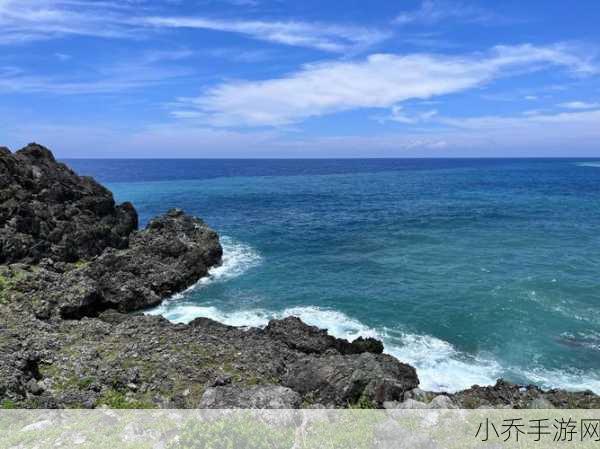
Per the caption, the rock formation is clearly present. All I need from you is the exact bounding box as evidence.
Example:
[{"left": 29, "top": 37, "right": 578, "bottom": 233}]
[{"left": 0, "top": 144, "right": 137, "bottom": 264}]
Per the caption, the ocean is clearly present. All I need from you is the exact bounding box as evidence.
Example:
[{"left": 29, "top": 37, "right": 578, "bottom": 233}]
[{"left": 66, "top": 158, "right": 600, "bottom": 394}]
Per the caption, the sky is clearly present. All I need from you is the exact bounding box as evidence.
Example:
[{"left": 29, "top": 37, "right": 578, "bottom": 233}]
[{"left": 1, "top": 0, "right": 600, "bottom": 158}]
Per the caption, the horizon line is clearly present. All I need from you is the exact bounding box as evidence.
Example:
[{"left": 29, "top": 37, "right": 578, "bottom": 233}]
[{"left": 59, "top": 156, "right": 600, "bottom": 161}]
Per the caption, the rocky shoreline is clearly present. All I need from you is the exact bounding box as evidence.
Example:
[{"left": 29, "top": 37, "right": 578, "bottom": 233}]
[{"left": 1, "top": 143, "right": 598, "bottom": 409}]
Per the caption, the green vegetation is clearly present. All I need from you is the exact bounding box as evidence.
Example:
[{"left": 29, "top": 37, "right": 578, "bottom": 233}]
[
  {"left": 348, "top": 394, "right": 377, "bottom": 409},
  {"left": 0, "top": 274, "right": 7, "bottom": 303},
  {"left": 0, "top": 400, "right": 16, "bottom": 409},
  {"left": 0, "top": 267, "right": 30, "bottom": 304},
  {"left": 72, "top": 260, "right": 90, "bottom": 270},
  {"left": 97, "top": 390, "right": 156, "bottom": 409}
]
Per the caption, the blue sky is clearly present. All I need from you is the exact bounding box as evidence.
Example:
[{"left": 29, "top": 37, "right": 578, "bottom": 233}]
[{"left": 1, "top": 0, "right": 600, "bottom": 158}]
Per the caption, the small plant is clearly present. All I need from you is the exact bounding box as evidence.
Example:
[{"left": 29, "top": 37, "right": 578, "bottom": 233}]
[
  {"left": 97, "top": 390, "right": 155, "bottom": 409},
  {"left": 349, "top": 394, "right": 377, "bottom": 409},
  {"left": 0, "top": 399, "right": 16, "bottom": 409}
]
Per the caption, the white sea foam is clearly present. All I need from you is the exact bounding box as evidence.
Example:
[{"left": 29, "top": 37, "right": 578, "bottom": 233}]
[
  {"left": 148, "top": 239, "right": 600, "bottom": 394},
  {"left": 383, "top": 332, "right": 502, "bottom": 392},
  {"left": 521, "top": 367, "right": 600, "bottom": 393},
  {"left": 156, "top": 236, "right": 262, "bottom": 304},
  {"left": 153, "top": 302, "right": 600, "bottom": 394},
  {"left": 152, "top": 302, "right": 502, "bottom": 392},
  {"left": 150, "top": 304, "right": 273, "bottom": 327},
  {"left": 199, "top": 236, "right": 262, "bottom": 286}
]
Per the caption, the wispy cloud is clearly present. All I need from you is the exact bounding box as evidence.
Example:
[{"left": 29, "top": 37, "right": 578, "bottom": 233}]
[
  {"left": 439, "top": 108, "right": 600, "bottom": 130},
  {"left": 11, "top": 108, "right": 600, "bottom": 158},
  {"left": 558, "top": 101, "right": 599, "bottom": 110},
  {"left": 0, "top": 0, "right": 144, "bottom": 44},
  {"left": 0, "top": 50, "right": 194, "bottom": 94},
  {"left": 140, "top": 16, "right": 390, "bottom": 53},
  {"left": 394, "top": 0, "right": 494, "bottom": 26},
  {"left": 375, "top": 105, "right": 439, "bottom": 124},
  {"left": 171, "top": 43, "right": 598, "bottom": 127},
  {"left": 0, "top": 0, "right": 389, "bottom": 53}
]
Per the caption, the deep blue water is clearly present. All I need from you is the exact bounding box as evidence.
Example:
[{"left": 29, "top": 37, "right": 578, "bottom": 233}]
[{"left": 66, "top": 158, "right": 600, "bottom": 393}]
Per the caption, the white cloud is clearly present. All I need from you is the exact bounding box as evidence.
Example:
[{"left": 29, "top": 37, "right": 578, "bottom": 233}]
[
  {"left": 394, "top": 0, "right": 493, "bottom": 26},
  {"left": 440, "top": 108, "right": 600, "bottom": 129},
  {"left": 9, "top": 108, "right": 600, "bottom": 158},
  {"left": 559, "top": 101, "right": 599, "bottom": 110},
  {"left": 140, "top": 16, "right": 389, "bottom": 53},
  {"left": 172, "top": 44, "right": 598, "bottom": 127},
  {"left": 0, "top": 50, "right": 193, "bottom": 94},
  {"left": 0, "top": 0, "right": 141, "bottom": 43},
  {"left": 377, "top": 105, "right": 439, "bottom": 124},
  {"left": 0, "top": 0, "right": 389, "bottom": 53}
]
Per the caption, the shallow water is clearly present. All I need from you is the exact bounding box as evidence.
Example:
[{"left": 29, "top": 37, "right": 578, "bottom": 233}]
[{"left": 67, "top": 158, "right": 600, "bottom": 393}]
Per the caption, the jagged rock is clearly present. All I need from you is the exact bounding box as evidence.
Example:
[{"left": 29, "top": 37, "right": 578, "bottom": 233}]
[
  {"left": 264, "top": 316, "right": 383, "bottom": 355},
  {"left": 452, "top": 379, "right": 600, "bottom": 409},
  {"left": 429, "top": 395, "right": 456, "bottom": 409},
  {"left": 348, "top": 336, "right": 384, "bottom": 355},
  {"left": 67, "top": 208, "right": 222, "bottom": 315},
  {"left": 404, "top": 387, "right": 435, "bottom": 403},
  {"left": 283, "top": 353, "right": 419, "bottom": 407},
  {"left": 0, "top": 143, "right": 138, "bottom": 264},
  {"left": 199, "top": 385, "right": 302, "bottom": 409},
  {"left": 11, "top": 208, "right": 222, "bottom": 318}
]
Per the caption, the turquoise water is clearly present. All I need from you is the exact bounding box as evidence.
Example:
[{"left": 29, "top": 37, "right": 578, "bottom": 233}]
[{"left": 68, "top": 158, "right": 600, "bottom": 393}]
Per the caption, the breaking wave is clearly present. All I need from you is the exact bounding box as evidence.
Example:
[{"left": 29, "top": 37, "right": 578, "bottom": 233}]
[
  {"left": 152, "top": 301, "right": 600, "bottom": 393},
  {"left": 148, "top": 237, "right": 600, "bottom": 394}
]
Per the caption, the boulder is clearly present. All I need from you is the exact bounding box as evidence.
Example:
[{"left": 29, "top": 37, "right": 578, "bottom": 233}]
[
  {"left": 264, "top": 316, "right": 383, "bottom": 355},
  {"left": 283, "top": 352, "right": 419, "bottom": 407},
  {"left": 429, "top": 395, "right": 457, "bottom": 409}
]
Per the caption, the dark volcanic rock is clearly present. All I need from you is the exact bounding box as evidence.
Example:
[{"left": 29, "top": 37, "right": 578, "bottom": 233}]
[
  {"left": 23, "top": 208, "right": 223, "bottom": 318},
  {"left": 79, "top": 208, "right": 222, "bottom": 314},
  {"left": 452, "top": 379, "right": 600, "bottom": 409},
  {"left": 283, "top": 353, "right": 419, "bottom": 407},
  {"left": 264, "top": 316, "right": 384, "bottom": 355},
  {"left": 0, "top": 143, "right": 137, "bottom": 264}
]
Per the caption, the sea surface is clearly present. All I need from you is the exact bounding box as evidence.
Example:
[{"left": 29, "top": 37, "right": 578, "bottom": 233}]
[{"left": 66, "top": 158, "right": 600, "bottom": 393}]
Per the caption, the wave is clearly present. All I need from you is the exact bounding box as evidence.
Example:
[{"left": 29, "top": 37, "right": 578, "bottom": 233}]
[
  {"left": 150, "top": 303, "right": 499, "bottom": 392},
  {"left": 151, "top": 302, "right": 600, "bottom": 394},
  {"left": 576, "top": 162, "right": 600, "bottom": 168},
  {"left": 522, "top": 367, "right": 600, "bottom": 393},
  {"left": 200, "top": 236, "right": 262, "bottom": 286},
  {"left": 147, "top": 239, "right": 600, "bottom": 394},
  {"left": 158, "top": 236, "right": 262, "bottom": 303}
]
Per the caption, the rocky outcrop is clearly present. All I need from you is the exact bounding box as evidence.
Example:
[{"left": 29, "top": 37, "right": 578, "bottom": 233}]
[
  {"left": 264, "top": 317, "right": 384, "bottom": 355},
  {"left": 0, "top": 144, "right": 137, "bottom": 264},
  {"left": 452, "top": 379, "right": 600, "bottom": 409},
  {"left": 57, "top": 208, "right": 222, "bottom": 318},
  {"left": 4, "top": 208, "right": 222, "bottom": 319},
  {"left": 283, "top": 353, "right": 418, "bottom": 407},
  {"left": 0, "top": 310, "right": 419, "bottom": 409}
]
